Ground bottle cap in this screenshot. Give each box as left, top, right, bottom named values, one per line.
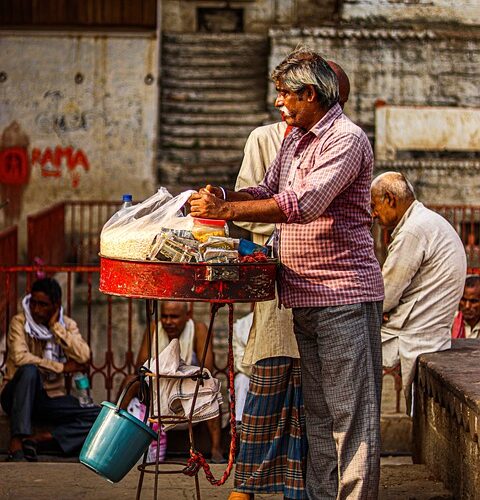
left=122, top=194, right=133, bottom=202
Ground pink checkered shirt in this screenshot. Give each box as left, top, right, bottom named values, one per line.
left=242, top=103, right=384, bottom=308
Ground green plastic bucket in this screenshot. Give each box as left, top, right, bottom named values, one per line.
left=80, top=401, right=157, bottom=483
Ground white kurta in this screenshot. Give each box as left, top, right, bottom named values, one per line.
left=381, top=201, right=467, bottom=404
left=233, top=121, right=299, bottom=365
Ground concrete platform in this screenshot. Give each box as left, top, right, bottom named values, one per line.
left=0, top=458, right=452, bottom=500
left=414, top=339, right=480, bottom=498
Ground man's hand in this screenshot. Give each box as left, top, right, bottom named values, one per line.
left=48, top=307, right=60, bottom=328
left=190, top=191, right=231, bottom=220
left=199, top=184, right=224, bottom=199
left=63, top=360, right=89, bottom=373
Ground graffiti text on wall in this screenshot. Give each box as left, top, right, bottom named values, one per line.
left=0, top=147, right=29, bottom=185
left=31, top=146, right=90, bottom=188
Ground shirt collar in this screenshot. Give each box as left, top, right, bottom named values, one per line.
left=391, top=200, right=421, bottom=239
left=287, top=102, right=343, bottom=141
left=309, top=103, right=343, bottom=138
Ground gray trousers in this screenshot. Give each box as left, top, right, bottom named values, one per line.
left=1, top=364, right=100, bottom=455
left=293, top=302, right=382, bottom=500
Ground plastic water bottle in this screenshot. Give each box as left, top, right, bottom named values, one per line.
left=121, top=194, right=133, bottom=209
left=73, top=373, right=95, bottom=407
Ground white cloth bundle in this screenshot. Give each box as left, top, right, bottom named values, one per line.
left=145, top=339, right=222, bottom=431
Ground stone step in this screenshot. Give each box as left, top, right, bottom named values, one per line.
left=158, top=162, right=238, bottom=187
left=162, top=76, right=268, bottom=91
left=163, top=87, right=265, bottom=103
left=162, top=100, right=270, bottom=115
left=379, top=463, right=453, bottom=499
left=163, top=42, right=267, bottom=57
left=163, top=54, right=268, bottom=68
left=163, top=65, right=266, bottom=80
left=161, top=135, right=248, bottom=150
left=161, top=148, right=244, bottom=165
left=162, top=33, right=268, bottom=49
left=160, top=123, right=257, bottom=138
left=161, top=112, right=269, bottom=126
left=163, top=32, right=267, bottom=46
left=380, top=413, right=412, bottom=455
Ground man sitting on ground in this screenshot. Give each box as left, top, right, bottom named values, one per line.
left=371, top=172, right=467, bottom=412
left=126, top=301, right=225, bottom=463
left=1, top=277, right=100, bottom=461
left=452, top=275, right=480, bottom=339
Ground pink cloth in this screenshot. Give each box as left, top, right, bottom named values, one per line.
left=451, top=311, right=466, bottom=339
left=242, top=103, right=384, bottom=308
left=129, top=398, right=167, bottom=462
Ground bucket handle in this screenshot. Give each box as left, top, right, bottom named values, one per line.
left=115, top=367, right=151, bottom=425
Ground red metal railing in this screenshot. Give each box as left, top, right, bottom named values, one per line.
left=0, top=225, right=17, bottom=266
left=0, top=265, right=228, bottom=404
left=0, top=264, right=406, bottom=413
left=0, top=265, right=134, bottom=402
left=27, top=202, right=65, bottom=265
left=0, top=227, right=18, bottom=368
left=375, top=204, right=480, bottom=267
left=64, top=200, right=121, bottom=265
left=431, top=205, right=480, bottom=268
left=26, top=200, right=121, bottom=265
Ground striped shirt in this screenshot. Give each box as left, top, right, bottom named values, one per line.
left=242, top=103, right=384, bottom=308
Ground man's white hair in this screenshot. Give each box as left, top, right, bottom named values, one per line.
left=372, top=172, right=416, bottom=201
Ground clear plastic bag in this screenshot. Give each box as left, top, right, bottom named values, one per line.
left=100, top=187, right=195, bottom=260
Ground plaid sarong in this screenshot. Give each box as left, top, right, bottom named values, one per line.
left=234, top=356, right=307, bottom=499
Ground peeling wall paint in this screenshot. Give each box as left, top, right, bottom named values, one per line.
left=375, top=106, right=480, bottom=161
left=341, top=0, right=479, bottom=26
left=0, top=32, right=158, bottom=234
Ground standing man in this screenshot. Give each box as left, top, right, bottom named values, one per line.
left=371, top=172, right=466, bottom=411
left=230, top=61, right=351, bottom=500
left=452, top=275, right=480, bottom=339
left=190, top=48, right=384, bottom=500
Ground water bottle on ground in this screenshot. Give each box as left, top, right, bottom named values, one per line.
left=73, top=372, right=95, bottom=407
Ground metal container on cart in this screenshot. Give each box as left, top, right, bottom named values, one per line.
left=99, top=256, right=277, bottom=303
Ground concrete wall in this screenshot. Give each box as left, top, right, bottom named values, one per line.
left=162, top=0, right=337, bottom=33
left=341, top=0, right=479, bottom=26
left=269, top=26, right=480, bottom=205
left=375, top=106, right=480, bottom=160
left=0, top=32, right=158, bottom=246
left=269, top=27, right=480, bottom=139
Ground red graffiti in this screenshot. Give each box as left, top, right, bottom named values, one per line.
left=0, top=147, right=30, bottom=185
left=31, top=146, right=90, bottom=186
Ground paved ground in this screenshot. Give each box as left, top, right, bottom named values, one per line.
left=0, top=457, right=453, bottom=499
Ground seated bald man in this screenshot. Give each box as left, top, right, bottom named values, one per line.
left=371, top=172, right=466, bottom=412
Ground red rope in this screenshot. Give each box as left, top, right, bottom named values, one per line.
left=183, top=303, right=236, bottom=485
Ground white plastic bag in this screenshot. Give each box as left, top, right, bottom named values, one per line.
left=100, top=187, right=195, bottom=260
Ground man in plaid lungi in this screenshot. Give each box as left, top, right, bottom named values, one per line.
left=191, top=48, right=384, bottom=499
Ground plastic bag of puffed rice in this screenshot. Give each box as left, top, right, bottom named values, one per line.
left=100, top=187, right=195, bottom=260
